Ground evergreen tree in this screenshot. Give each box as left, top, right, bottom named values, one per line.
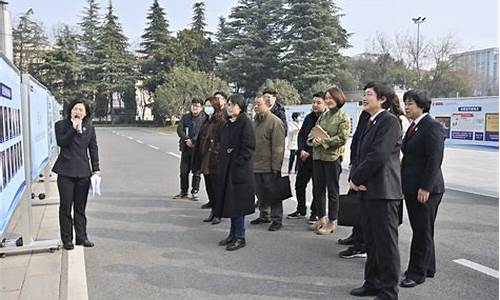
left=217, top=0, right=285, bottom=97
left=282, top=0, right=350, bottom=94
left=12, top=12, right=48, bottom=76
left=78, top=0, right=101, bottom=100
left=191, top=2, right=208, bottom=36
left=95, top=1, right=137, bottom=118
left=39, top=25, right=82, bottom=103
left=139, top=0, right=175, bottom=97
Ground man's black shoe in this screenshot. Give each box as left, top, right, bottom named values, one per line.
left=339, top=247, right=367, bottom=259
left=76, top=239, right=94, bottom=247
left=63, top=242, right=74, bottom=250
left=286, top=211, right=306, bottom=219
left=218, top=235, right=234, bottom=246
left=349, top=286, right=379, bottom=297
left=211, top=217, right=221, bottom=225
left=307, top=215, right=318, bottom=224
left=203, top=213, right=214, bottom=222
left=226, top=238, right=246, bottom=251
left=268, top=222, right=282, bottom=231
left=173, top=193, right=188, bottom=199
left=200, top=203, right=211, bottom=209
left=338, top=235, right=354, bottom=245
left=250, top=218, right=271, bottom=225
left=400, top=278, right=424, bottom=288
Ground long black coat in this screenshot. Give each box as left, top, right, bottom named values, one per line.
left=214, top=113, right=256, bottom=218
left=401, top=114, right=445, bottom=195
left=350, top=110, right=403, bottom=200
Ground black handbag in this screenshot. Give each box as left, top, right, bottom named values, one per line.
left=263, top=175, right=292, bottom=204
left=338, top=189, right=361, bottom=226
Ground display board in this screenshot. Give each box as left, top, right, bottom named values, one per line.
left=0, top=54, right=26, bottom=235
left=28, top=76, right=49, bottom=180
left=431, top=97, right=499, bottom=147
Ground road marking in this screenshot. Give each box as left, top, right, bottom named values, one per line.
left=136, top=140, right=144, bottom=144
left=148, top=144, right=159, bottom=150
left=167, top=152, right=181, bottom=158
left=67, top=246, right=89, bottom=300
left=127, top=136, right=134, bottom=140
left=453, top=259, right=499, bottom=278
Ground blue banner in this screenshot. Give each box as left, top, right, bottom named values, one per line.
left=0, top=55, right=26, bottom=236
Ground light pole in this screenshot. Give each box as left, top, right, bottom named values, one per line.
left=412, top=16, right=426, bottom=86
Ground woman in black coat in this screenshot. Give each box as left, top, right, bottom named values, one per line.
left=400, top=89, right=445, bottom=288
left=214, top=94, right=256, bottom=251
left=52, top=100, right=100, bottom=250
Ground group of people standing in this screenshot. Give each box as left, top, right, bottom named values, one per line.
left=174, top=82, right=445, bottom=300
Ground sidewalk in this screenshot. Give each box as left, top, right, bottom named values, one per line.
left=0, top=178, right=88, bottom=300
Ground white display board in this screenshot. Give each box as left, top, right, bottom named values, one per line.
left=28, top=76, right=49, bottom=180
left=0, top=55, right=26, bottom=235
left=431, top=97, right=498, bottom=148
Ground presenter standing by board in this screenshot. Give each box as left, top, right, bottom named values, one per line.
left=52, top=100, right=100, bottom=250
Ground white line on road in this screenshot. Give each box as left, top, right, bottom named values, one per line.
left=148, top=144, right=159, bottom=150
left=453, top=259, right=499, bottom=278
left=127, top=136, right=134, bottom=140
left=136, top=140, right=144, bottom=144
left=167, top=152, right=181, bottom=158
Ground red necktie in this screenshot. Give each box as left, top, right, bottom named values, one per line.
left=407, top=122, right=416, bottom=137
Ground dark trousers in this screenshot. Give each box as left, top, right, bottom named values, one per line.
left=204, top=174, right=218, bottom=208
left=180, top=149, right=200, bottom=194
left=352, top=225, right=366, bottom=252
left=57, top=175, right=91, bottom=243
left=288, top=150, right=297, bottom=173
left=230, top=216, right=245, bottom=239
left=255, top=173, right=283, bottom=224
left=361, top=198, right=401, bottom=300
left=313, top=159, right=342, bottom=221
left=404, top=193, right=443, bottom=281
left=294, top=158, right=317, bottom=216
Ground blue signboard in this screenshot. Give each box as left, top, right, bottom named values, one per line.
left=0, top=55, right=26, bottom=236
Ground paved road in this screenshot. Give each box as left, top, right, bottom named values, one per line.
left=85, top=128, right=498, bottom=300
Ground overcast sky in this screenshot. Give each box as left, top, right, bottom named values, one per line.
left=7, top=0, right=499, bottom=56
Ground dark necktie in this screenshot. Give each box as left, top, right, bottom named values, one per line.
left=367, top=119, right=374, bottom=128
left=407, top=122, right=416, bottom=137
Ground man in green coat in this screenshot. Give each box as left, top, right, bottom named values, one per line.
left=250, top=95, right=286, bottom=231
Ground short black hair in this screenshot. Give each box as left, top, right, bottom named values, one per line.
left=262, top=89, right=277, bottom=97
left=292, top=112, right=300, bottom=121
left=213, top=91, right=228, bottom=99
left=228, top=93, right=247, bottom=113
left=191, top=98, right=204, bottom=106
left=312, top=92, right=325, bottom=99
left=403, top=89, right=431, bottom=113
left=66, top=100, right=91, bottom=121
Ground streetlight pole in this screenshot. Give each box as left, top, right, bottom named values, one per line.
left=412, top=16, right=426, bottom=86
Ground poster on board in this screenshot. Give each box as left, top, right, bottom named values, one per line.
left=0, top=54, right=26, bottom=236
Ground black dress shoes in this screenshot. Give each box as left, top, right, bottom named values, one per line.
left=218, top=235, right=234, bottom=246
left=338, top=235, right=354, bottom=245
left=250, top=218, right=270, bottom=225
left=226, top=238, right=246, bottom=251
left=400, top=277, right=424, bottom=288
left=76, top=239, right=95, bottom=247
left=203, top=213, right=214, bottom=222
left=63, top=242, right=74, bottom=250
left=211, top=217, right=221, bottom=224
left=349, top=286, right=379, bottom=297
left=268, top=222, right=282, bottom=231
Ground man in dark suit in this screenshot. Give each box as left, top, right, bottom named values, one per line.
left=400, top=89, right=445, bottom=288
left=286, top=92, right=325, bottom=223
left=338, top=110, right=370, bottom=258
left=349, top=82, right=403, bottom=300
